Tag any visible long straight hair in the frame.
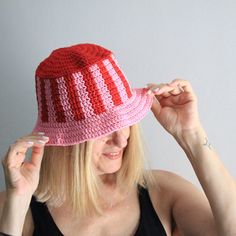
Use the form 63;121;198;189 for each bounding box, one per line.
34;123;155;217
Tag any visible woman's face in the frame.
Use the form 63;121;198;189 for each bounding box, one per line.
92;126;130;176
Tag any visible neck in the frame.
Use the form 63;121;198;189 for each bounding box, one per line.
99;173;117;188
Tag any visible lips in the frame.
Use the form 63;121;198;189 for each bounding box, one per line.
103;150;122;160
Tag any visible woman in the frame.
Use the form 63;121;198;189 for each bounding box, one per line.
0;43;236;236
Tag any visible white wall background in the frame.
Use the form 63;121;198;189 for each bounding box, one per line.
0;0;236;191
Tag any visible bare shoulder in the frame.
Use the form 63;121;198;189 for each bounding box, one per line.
0;191;34;236
144;169;198;235
151;169;197;189
149;169;211;214
149;170;216;235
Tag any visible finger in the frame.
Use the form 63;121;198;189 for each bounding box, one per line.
158;94;182;107
7;136;48;158
30;144;46;170
146;83;166;90
3;141;34;168
3;135;49;168
161;92;172;98
159;85;184;97
168;85;184;95
168;79;195;94
31;131;46;136
27;133;49;168
151;96;162;115
146;82;184;95
18;134;48;143
146;83;170;95
154;84;183;95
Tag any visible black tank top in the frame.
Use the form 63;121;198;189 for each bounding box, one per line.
30;187;167;236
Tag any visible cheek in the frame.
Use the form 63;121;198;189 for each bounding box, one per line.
92;144;104;165
92;149;109;174
123;128;131;142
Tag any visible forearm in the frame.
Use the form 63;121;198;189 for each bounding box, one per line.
175;127;236;235
0;194;31;236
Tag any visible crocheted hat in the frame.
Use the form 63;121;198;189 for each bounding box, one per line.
32;43;153;146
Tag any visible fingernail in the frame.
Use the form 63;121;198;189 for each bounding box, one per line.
37;132;45;134
147;90;152;95
37;140;46;144
154;88;160;92
41;136;49;140
178;85;184;92
27;141;34;146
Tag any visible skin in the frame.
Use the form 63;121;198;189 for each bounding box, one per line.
1;79;236;236
92;127;130;178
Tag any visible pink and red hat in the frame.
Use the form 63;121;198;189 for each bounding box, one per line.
32;43;153;146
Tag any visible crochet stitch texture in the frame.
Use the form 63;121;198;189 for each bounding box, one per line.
33;43;153;146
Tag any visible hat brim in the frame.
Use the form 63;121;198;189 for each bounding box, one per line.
33;87;153;146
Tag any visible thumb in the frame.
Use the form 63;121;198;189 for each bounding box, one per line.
151;96;162;116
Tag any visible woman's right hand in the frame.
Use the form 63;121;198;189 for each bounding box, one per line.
1;132;49;197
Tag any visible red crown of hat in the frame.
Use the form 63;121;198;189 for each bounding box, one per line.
33;43;152;146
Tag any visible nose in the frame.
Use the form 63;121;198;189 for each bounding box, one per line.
107;130;128;148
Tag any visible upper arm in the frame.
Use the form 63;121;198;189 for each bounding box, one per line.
153;170;217;236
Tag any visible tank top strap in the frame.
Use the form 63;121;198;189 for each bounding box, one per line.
30;188;167;236
30;196;64;236
134;186;167;236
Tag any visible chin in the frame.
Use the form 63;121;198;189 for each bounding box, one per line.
98;163;122;175
107;166;122;174
96;152;124;175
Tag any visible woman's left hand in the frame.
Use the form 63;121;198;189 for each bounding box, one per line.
146;79;202;138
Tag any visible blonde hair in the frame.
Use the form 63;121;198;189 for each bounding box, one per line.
34;123;155;217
